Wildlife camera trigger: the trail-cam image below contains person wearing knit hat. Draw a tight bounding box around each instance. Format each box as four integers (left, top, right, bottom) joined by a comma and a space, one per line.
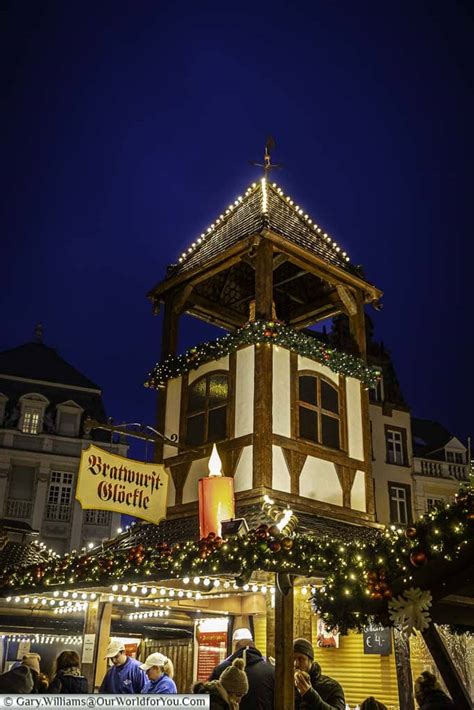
193, 658, 249, 709
0, 665, 34, 694
21, 654, 49, 693
293, 638, 345, 710
209, 628, 274, 710
360, 698, 388, 710
414, 671, 454, 709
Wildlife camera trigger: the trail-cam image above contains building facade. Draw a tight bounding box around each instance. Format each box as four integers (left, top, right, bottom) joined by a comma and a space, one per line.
0, 330, 127, 555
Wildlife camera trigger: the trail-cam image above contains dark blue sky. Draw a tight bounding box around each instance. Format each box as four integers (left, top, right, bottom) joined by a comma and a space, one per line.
2, 1, 473, 447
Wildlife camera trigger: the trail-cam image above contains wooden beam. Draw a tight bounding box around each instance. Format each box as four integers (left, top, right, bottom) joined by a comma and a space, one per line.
393, 628, 415, 710
187, 293, 247, 329
254, 238, 274, 320
262, 228, 383, 303
274, 574, 294, 710
421, 625, 472, 709
336, 284, 358, 316
272, 253, 288, 270
82, 600, 112, 692
253, 343, 273, 488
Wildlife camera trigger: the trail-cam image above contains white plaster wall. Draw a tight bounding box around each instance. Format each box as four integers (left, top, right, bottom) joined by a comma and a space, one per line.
272, 445, 291, 493
370, 405, 413, 524
273, 348, 291, 437
234, 446, 253, 492
182, 458, 208, 503
235, 347, 254, 438
166, 468, 176, 507
351, 470, 366, 512
164, 377, 182, 460
297, 356, 339, 385
299, 457, 343, 506
346, 377, 364, 461
188, 356, 229, 384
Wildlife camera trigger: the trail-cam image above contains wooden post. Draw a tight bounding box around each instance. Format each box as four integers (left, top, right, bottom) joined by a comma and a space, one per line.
155, 293, 180, 462
393, 627, 415, 710
348, 291, 367, 361
421, 625, 472, 710
81, 600, 112, 692
274, 574, 294, 710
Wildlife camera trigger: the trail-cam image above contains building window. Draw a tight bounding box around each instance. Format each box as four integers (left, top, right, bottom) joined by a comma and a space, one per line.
369, 375, 384, 403
5, 465, 35, 519
385, 426, 407, 465
22, 409, 41, 434
446, 451, 464, 464
297, 374, 340, 449
84, 509, 112, 525
45, 471, 74, 521
186, 372, 229, 446
0, 394, 7, 426
427, 497, 444, 511
56, 401, 83, 437
388, 482, 412, 525
19, 394, 48, 435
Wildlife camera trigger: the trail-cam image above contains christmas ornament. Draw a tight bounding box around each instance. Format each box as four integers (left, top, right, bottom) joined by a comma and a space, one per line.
388, 587, 432, 635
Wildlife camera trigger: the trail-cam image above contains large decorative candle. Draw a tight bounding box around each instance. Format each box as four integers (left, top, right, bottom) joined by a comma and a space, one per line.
198, 445, 235, 538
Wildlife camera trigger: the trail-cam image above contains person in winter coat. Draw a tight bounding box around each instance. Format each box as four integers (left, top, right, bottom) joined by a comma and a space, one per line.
99, 640, 146, 694
140, 652, 177, 694
21, 654, 49, 693
293, 638, 345, 710
414, 671, 454, 709
0, 665, 34, 693
360, 698, 388, 710
194, 657, 249, 710
209, 628, 274, 710
49, 651, 89, 693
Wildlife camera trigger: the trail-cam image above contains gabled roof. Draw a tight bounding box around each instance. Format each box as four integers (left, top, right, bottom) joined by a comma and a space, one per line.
412, 417, 461, 458
165, 180, 354, 280
0, 342, 101, 391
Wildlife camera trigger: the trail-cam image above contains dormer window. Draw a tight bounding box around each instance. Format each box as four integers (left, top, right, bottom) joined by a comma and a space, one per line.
186, 372, 229, 446
446, 450, 464, 464
297, 373, 340, 450
19, 394, 49, 435
56, 401, 83, 437
0, 394, 8, 426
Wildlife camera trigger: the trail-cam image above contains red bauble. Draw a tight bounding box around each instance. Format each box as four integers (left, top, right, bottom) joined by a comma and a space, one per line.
269, 540, 281, 552
264, 330, 272, 337
410, 550, 428, 567
370, 592, 383, 601
405, 527, 418, 539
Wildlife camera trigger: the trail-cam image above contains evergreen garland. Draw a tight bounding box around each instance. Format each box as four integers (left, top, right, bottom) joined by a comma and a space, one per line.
145, 320, 380, 388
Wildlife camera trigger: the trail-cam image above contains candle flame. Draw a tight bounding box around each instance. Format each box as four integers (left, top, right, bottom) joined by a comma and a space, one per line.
208, 444, 223, 477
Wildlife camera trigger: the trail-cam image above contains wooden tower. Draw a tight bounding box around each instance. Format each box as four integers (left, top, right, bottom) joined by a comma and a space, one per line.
146, 173, 383, 524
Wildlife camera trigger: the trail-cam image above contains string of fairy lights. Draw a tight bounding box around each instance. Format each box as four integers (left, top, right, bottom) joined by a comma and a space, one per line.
1, 486, 471, 633
0, 634, 82, 645
145, 319, 380, 389
172, 179, 351, 271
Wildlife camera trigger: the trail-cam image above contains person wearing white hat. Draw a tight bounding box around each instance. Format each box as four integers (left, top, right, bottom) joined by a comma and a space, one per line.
99, 640, 146, 694
209, 627, 274, 710
140, 652, 177, 694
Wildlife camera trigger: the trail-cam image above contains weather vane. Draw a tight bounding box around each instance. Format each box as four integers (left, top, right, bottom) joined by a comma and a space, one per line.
250, 136, 283, 178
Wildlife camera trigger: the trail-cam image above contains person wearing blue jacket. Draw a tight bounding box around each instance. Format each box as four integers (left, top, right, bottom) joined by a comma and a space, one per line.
99, 641, 146, 694
140, 653, 177, 694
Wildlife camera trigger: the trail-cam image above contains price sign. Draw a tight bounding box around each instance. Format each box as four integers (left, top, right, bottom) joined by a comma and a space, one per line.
363, 627, 392, 655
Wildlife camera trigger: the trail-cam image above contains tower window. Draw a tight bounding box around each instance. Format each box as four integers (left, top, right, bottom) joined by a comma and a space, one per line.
186, 372, 229, 446
297, 374, 340, 450
22, 409, 40, 434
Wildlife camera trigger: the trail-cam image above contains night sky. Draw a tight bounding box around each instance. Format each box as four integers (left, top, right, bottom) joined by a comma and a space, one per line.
2, 1, 473, 450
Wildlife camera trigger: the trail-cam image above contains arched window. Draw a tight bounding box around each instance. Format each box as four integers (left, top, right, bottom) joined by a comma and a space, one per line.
186, 372, 229, 446
297, 373, 340, 449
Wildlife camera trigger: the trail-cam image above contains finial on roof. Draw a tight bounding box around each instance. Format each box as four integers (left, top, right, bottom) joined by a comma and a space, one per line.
249, 136, 283, 178
34, 322, 43, 343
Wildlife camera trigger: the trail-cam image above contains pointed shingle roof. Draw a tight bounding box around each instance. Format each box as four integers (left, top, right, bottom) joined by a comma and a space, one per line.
165, 180, 353, 279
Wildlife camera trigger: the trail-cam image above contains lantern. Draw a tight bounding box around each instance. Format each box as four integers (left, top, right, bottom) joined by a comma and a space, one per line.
198, 445, 235, 538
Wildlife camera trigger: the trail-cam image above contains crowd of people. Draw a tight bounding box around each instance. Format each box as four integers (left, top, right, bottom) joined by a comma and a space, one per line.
0, 630, 456, 709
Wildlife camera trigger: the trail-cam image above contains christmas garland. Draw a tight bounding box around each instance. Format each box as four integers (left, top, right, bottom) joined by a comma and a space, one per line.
145, 320, 380, 389
1, 486, 472, 636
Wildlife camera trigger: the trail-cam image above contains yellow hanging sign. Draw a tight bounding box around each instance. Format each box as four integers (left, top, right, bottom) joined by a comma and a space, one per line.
76, 444, 169, 524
